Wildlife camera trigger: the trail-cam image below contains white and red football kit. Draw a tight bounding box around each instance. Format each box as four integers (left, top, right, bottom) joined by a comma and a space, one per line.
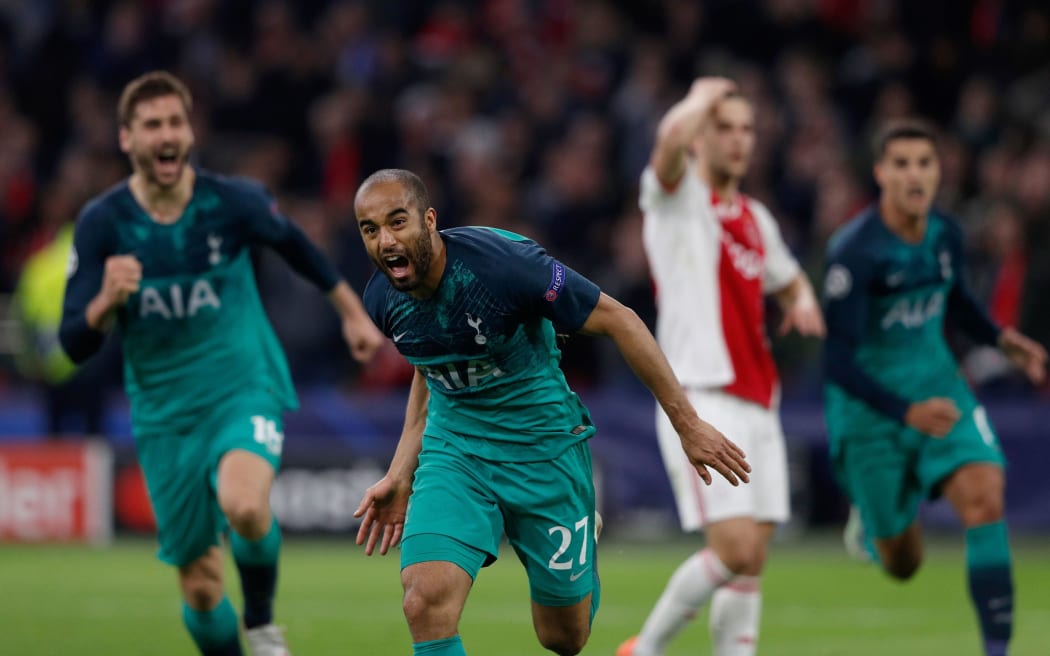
640, 164, 799, 529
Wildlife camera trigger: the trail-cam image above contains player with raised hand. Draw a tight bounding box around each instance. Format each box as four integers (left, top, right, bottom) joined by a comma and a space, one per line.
823, 119, 1046, 656
618, 76, 824, 656
59, 70, 383, 656
350, 168, 750, 656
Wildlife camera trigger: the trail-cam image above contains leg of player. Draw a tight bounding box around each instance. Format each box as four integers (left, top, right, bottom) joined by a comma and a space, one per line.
531, 595, 595, 656
401, 560, 472, 655
217, 450, 287, 656
179, 546, 243, 655
621, 518, 770, 656
941, 463, 1012, 656
873, 521, 924, 580
707, 520, 775, 656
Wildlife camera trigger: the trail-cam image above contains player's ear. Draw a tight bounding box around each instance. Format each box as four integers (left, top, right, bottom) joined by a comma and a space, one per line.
425, 207, 437, 231
118, 125, 132, 154
872, 160, 885, 188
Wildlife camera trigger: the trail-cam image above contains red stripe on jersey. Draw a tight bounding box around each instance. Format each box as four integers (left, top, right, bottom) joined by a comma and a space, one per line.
712, 192, 778, 408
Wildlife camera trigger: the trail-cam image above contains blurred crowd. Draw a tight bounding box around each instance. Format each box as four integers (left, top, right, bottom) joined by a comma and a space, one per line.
2, 0, 1049, 405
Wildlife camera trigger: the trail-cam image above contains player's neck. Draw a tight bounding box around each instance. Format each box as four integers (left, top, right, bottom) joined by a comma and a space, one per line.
697, 164, 739, 200
879, 198, 927, 244
129, 167, 196, 225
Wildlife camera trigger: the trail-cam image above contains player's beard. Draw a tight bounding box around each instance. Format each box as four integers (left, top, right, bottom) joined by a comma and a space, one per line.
385, 228, 433, 292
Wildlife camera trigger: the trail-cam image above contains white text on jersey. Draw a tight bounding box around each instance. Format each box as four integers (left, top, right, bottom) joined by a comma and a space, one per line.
139, 279, 222, 319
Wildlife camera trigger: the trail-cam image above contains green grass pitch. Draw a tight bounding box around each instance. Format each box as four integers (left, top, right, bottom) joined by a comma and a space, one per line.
3, 534, 1048, 655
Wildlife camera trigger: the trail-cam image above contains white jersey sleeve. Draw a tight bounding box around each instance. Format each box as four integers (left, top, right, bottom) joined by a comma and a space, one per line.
751, 200, 800, 293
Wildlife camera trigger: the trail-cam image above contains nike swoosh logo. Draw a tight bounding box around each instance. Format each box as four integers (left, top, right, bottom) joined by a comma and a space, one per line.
569, 568, 590, 582
989, 597, 1011, 610
393, 331, 408, 343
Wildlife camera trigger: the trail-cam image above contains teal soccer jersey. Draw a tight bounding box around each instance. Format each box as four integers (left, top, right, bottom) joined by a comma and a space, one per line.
363, 227, 601, 461
365, 227, 602, 604
60, 170, 340, 564
822, 207, 1004, 537
822, 207, 1000, 431
61, 171, 339, 433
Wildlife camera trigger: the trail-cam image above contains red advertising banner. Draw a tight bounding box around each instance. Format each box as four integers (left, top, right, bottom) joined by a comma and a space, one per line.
0, 441, 113, 544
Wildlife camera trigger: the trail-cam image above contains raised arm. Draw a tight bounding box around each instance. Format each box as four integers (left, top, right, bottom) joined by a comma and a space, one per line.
354, 367, 429, 555
243, 185, 383, 363
650, 77, 736, 187
578, 292, 750, 486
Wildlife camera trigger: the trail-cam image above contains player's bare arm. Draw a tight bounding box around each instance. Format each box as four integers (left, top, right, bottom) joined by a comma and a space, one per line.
354, 368, 429, 555
328, 280, 384, 363
774, 272, 826, 337
578, 292, 750, 486
997, 327, 1048, 385
85, 254, 142, 331
651, 77, 737, 187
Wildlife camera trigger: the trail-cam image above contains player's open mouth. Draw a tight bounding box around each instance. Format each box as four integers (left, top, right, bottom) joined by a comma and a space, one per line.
383, 254, 411, 278
155, 150, 181, 175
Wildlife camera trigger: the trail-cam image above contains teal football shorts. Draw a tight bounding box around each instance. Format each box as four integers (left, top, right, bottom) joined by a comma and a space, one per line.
401, 435, 599, 607
830, 390, 1005, 540
135, 393, 284, 566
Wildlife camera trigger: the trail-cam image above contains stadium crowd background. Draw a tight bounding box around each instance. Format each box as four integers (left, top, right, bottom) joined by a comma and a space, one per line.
1, 0, 1049, 415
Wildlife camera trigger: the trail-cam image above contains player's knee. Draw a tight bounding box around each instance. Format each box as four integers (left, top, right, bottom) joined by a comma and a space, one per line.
222, 498, 270, 539
536, 626, 589, 656
958, 494, 1004, 527
182, 578, 223, 609
179, 564, 224, 610
716, 539, 767, 575
882, 551, 922, 581
401, 581, 456, 631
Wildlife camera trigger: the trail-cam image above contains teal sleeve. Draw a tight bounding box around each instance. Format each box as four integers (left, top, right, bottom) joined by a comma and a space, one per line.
59, 204, 115, 363
822, 250, 911, 423
237, 180, 341, 291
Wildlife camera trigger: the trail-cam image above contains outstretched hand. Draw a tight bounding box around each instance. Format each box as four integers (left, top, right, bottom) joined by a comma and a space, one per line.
678, 418, 751, 486
998, 327, 1047, 385
353, 475, 410, 556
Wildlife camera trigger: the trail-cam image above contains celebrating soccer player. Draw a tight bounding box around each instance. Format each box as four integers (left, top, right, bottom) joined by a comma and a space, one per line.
617, 77, 826, 656
350, 168, 751, 656
822, 119, 1047, 656
59, 71, 384, 656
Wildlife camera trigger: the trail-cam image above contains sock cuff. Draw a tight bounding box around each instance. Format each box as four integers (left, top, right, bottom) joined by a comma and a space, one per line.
182, 595, 235, 620
965, 521, 1012, 568
182, 596, 239, 649
232, 517, 281, 565
697, 548, 733, 585
413, 635, 465, 655
725, 574, 761, 594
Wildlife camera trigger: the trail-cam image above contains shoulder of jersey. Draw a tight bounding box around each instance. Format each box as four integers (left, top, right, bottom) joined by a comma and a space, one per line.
928, 208, 964, 239
76, 179, 132, 226
742, 193, 773, 218
826, 206, 880, 258
444, 226, 538, 255
196, 169, 266, 199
